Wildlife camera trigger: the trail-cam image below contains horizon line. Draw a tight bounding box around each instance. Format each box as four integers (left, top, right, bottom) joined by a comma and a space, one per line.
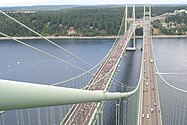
1, 3, 187, 8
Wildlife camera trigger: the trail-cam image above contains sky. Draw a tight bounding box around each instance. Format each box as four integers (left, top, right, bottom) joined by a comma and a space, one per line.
0, 0, 187, 7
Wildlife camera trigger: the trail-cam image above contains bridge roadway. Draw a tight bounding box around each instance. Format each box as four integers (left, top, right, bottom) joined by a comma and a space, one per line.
140, 17, 162, 125
61, 25, 137, 125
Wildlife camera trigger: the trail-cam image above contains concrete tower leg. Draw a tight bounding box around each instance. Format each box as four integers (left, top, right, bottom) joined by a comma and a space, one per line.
126, 4, 136, 51
133, 4, 136, 49
125, 5, 128, 33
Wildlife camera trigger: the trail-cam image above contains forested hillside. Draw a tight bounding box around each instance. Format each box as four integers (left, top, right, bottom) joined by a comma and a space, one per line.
0, 5, 186, 37
152, 12, 187, 35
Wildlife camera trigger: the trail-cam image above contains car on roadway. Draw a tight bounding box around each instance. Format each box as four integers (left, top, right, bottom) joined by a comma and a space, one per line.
146, 82, 149, 86
142, 114, 145, 118
146, 88, 149, 92
154, 103, 157, 106
151, 59, 154, 63
151, 108, 154, 113
146, 114, 150, 119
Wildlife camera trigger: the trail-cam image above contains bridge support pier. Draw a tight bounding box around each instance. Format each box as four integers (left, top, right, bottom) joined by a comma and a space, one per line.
126, 4, 136, 51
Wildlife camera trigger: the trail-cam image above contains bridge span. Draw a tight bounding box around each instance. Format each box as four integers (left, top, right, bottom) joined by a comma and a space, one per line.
62, 23, 138, 125
140, 5, 162, 125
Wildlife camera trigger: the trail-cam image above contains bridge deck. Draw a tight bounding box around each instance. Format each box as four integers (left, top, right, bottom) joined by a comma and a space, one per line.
140, 16, 162, 125
61, 26, 136, 125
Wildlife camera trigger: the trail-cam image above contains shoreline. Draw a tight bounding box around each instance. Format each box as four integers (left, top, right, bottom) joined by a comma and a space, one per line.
0, 35, 186, 40
0, 36, 116, 40
152, 35, 187, 39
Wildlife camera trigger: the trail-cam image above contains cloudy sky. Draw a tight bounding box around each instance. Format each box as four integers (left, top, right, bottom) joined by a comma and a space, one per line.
0, 0, 187, 7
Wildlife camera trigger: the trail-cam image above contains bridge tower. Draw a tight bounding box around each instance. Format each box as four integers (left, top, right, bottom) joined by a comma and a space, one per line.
126, 4, 136, 51
143, 5, 151, 22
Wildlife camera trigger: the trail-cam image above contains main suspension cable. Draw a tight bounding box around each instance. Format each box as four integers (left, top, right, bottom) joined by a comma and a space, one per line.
151, 35, 187, 93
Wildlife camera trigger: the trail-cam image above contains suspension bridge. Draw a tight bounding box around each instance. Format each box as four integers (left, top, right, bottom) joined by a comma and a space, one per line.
0, 4, 187, 125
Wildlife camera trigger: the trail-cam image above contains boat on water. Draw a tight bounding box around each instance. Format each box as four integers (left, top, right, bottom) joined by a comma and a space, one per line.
0, 111, 5, 114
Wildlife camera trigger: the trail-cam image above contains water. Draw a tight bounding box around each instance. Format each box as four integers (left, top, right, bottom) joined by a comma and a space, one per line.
153, 38, 187, 125
0, 38, 187, 124
153, 38, 187, 90
0, 39, 113, 84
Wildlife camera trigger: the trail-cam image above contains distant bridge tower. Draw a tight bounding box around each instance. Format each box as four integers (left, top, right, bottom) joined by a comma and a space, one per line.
143, 5, 151, 21
125, 4, 136, 51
